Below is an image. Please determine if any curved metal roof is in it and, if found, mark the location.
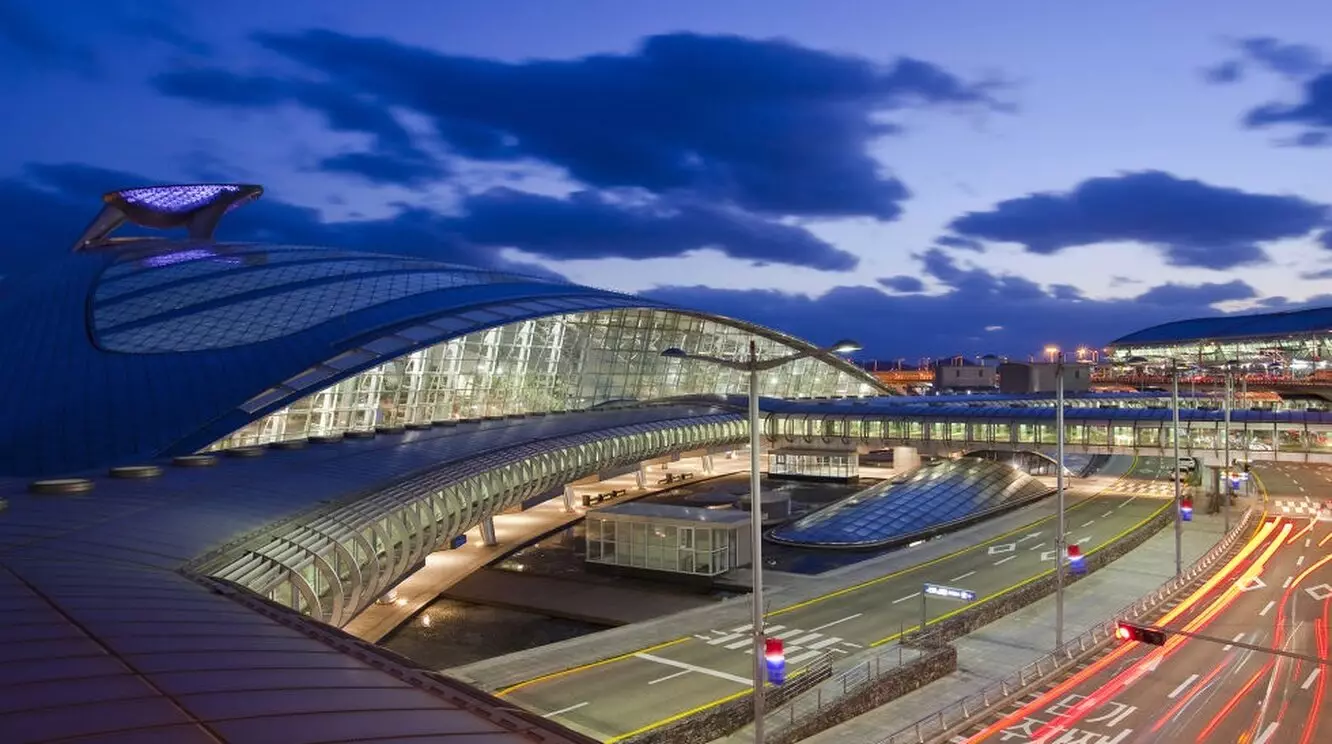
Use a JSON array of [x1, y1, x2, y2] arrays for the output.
[[761, 398, 1332, 424], [0, 239, 878, 477], [1110, 306, 1332, 346]]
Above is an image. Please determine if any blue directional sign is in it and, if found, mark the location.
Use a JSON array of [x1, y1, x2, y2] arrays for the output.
[[923, 583, 977, 602]]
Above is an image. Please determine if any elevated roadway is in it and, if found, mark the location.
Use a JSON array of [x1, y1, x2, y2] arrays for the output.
[[500, 458, 1180, 741]]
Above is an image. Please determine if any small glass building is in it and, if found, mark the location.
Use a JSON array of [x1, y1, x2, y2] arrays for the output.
[[768, 447, 860, 481], [585, 502, 752, 578]]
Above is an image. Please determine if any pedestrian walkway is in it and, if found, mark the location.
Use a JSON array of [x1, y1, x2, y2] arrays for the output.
[[791, 507, 1235, 744], [346, 454, 750, 642]]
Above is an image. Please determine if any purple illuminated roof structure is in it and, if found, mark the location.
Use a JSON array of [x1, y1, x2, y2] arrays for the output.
[[74, 183, 263, 251], [117, 184, 243, 214]]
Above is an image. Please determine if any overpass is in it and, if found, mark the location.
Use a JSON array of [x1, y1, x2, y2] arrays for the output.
[[757, 396, 1332, 463]]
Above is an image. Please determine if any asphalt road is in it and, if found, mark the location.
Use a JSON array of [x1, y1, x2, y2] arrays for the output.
[[503, 457, 1178, 741], [963, 464, 1332, 744]]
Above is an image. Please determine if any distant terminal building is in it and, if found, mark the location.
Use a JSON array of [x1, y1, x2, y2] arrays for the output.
[[933, 356, 1001, 392], [1106, 306, 1332, 378], [997, 361, 1092, 394]]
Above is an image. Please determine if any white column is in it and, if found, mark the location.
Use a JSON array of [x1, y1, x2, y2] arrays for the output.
[[702, 454, 714, 474], [892, 446, 920, 471], [635, 462, 648, 489], [562, 485, 577, 513], [479, 515, 498, 546]]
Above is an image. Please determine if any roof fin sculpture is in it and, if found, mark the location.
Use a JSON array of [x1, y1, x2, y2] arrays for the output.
[[74, 183, 263, 251]]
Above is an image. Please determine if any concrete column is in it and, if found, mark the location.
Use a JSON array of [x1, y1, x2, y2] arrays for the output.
[[893, 445, 920, 472], [702, 454, 714, 474], [562, 485, 577, 513], [479, 515, 498, 546], [635, 462, 648, 489]]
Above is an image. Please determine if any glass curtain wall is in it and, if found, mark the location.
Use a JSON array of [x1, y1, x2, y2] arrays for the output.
[[212, 308, 879, 449]]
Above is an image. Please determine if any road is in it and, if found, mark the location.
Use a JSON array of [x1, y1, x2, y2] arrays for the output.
[[961, 463, 1332, 744], [502, 457, 1179, 741]]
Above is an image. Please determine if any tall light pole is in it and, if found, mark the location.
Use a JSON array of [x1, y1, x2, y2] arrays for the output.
[[661, 337, 861, 742], [1219, 360, 1240, 531], [1171, 361, 1183, 577], [1049, 347, 1067, 648]]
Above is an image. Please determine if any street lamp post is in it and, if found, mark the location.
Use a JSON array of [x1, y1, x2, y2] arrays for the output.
[[661, 337, 861, 743], [1051, 348, 1067, 648], [1171, 362, 1183, 577]]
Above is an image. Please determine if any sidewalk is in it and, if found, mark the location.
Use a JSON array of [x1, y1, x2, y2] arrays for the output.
[[793, 506, 1235, 744], [346, 454, 750, 642]]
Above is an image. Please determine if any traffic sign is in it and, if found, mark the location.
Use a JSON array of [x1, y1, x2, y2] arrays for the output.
[[923, 583, 976, 602]]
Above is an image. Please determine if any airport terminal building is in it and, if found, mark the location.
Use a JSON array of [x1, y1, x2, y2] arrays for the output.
[[0, 185, 884, 742]]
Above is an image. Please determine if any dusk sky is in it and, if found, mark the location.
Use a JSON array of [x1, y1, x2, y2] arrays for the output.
[[4, 0, 1332, 358]]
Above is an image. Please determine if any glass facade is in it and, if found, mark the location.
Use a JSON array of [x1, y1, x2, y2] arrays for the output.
[[769, 449, 860, 480], [586, 512, 745, 576], [211, 308, 880, 450], [768, 458, 1051, 548]]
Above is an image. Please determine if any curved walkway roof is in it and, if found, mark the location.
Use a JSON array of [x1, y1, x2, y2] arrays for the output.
[[1109, 306, 1332, 346]]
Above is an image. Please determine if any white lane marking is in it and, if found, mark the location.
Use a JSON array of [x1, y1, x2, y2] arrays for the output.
[[1297, 555, 1306, 567], [1081, 520, 1095, 528], [842, 641, 863, 648], [634, 653, 750, 685], [773, 628, 804, 640], [543, 702, 589, 717], [707, 633, 745, 646], [807, 636, 845, 650], [1224, 632, 1245, 651], [1077, 536, 1092, 545], [893, 592, 921, 604], [1283, 576, 1294, 589], [988, 543, 1016, 555], [1168, 673, 1200, 699], [1103, 510, 1114, 518], [1307, 538, 1313, 548], [787, 632, 823, 646], [808, 613, 861, 633], [1029, 542, 1046, 551], [1302, 669, 1321, 690], [1255, 722, 1280, 744], [787, 649, 824, 665], [724, 639, 751, 650], [694, 634, 712, 641], [1260, 600, 1276, 617], [648, 670, 689, 685], [994, 555, 1016, 566], [950, 571, 976, 582]]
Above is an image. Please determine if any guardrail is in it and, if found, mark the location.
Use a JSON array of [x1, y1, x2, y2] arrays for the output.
[[877, 506, 1256, 744]]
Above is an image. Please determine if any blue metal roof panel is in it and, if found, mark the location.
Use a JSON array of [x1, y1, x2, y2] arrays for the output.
[[1110, 306, 1332, 346]]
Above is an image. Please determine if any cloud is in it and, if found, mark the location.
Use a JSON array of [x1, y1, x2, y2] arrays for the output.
[[154, 30, 1002, 217], [0, 1, 207, 75], [877, 275, 925, 293], [645, 270, 1266, 357], [152, 70, 446, 187], [1299, 267, 1332, 280], [450, 188, 858, 270], [0, 162, 560, 281], [1132, 280, 1256, 306], [1245, 70, 1332, 145], [945, 171, 1328, 270], [934, 235, 984, 252], [1205, 37, 1322, 86], [1237, 37, 1323, 80]]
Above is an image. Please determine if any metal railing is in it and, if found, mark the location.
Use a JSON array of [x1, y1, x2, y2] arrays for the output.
[[762, 627, 945, 736], [877, 506, 1256, 744]]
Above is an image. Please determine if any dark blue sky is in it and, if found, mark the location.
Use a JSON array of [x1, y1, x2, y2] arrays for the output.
[[3, 0, 1332, 357]]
